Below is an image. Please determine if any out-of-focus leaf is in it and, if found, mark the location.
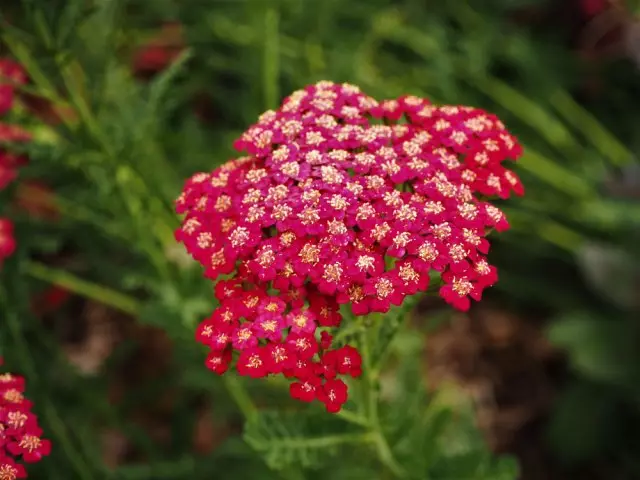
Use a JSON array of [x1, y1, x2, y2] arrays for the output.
[[244, 410, 371, 470], [548, 312, 640, 387], [577, 242, 640, 310], [547, 379, 622, 465]]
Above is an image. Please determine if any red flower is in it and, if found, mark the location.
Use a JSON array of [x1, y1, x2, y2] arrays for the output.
[[253, 314, 285, 342], [236, 347, 269, 378], [285, 309, 316, 335], [0, 60, 27, 86], [0, 459, 27, 480], [319, 331, 333, 350], [231, 325, 258, 351], [264, 343, 297, 374], [308, 294, 342, 327], [0, 219, 16, 261], [285, 332, 319, 360], [0, 124, 31, 143], [290, 377, 321, 403], [0, 84, 15, 116], [326, 346, 363, 378], [7, 430, 51, 463], [132, 23, 184, 79], [438, 273, 482, 312], [316, 378, 349, 413], [581, 0, 608, 17], [205, 350, 232, 375], [0, 152, 26, 191], [0, 359, 50, 476], [14, 182, 59, 221], [30, 286, 71, 317], [175, 82, 523, 412]]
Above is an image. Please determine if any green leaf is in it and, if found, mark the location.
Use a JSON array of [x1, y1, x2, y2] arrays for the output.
[[577, 242, 640, 310], [547, 312, 640, 387], [549, 90, 632, 168], [518, 148, 595, 199], [547, 379, 622, 465], [147, 48, 194, 119], [243, 410, 373, 470], [419, 385, 520, 479], [371, 296, 419, 370], [471, 76, 577, 158]]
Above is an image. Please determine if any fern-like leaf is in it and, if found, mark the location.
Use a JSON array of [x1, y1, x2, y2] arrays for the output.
[[243, 410, 373, 470]]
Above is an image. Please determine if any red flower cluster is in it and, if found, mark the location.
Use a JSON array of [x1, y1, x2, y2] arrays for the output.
[[175, 81, 523, 412], [0, 360, 51, 479], [0, 59, 29, 267]]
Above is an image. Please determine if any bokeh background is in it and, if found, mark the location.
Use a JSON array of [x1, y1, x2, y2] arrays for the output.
[[1, 0, 640, 479]]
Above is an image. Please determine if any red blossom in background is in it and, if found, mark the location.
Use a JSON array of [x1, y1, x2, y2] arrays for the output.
[[30, 285, 71, 318], [0, 59, 30, 200], [0, 58, 38, 271], [0, 218, 16, 263], [175, 81, 523, 412], [14, 181, 59, 222], [0, 59, 27, 118], [580, 0, 609, 17], [0, 359, 51, 478], [132, 22, 185, 79]]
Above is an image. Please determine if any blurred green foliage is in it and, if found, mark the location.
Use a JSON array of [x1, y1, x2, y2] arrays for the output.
[[1, 0, 639, 478]]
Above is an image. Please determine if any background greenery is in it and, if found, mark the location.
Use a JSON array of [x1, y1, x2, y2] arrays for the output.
[[0, 0, 639, 478]]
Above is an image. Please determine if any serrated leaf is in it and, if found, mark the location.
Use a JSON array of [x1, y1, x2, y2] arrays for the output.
[[243, 410, 372, 470]]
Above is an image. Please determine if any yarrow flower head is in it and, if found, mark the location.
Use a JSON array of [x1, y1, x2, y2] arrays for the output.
[[175, 82, 524, 412], [0, 359, 51, 479]]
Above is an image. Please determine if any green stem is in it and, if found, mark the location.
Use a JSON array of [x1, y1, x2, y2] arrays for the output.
[[360, 320, 407, 478], [335, 408, 370, 427], [223, 375, 258, 421], [267, 432, 376, 450], [24, 261, 141, 316], [43, 403, 95, 480]]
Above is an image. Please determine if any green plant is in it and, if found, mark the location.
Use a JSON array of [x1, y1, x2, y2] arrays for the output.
[[2, 0, 639, 479]]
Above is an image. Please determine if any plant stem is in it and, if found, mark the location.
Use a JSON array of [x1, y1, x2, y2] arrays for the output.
[[360, 320, 407, 478], [24, 261, 141, 316], [43, 403, 95, 480], [335, 408, 370, 427], [223, 375, 258, 421]]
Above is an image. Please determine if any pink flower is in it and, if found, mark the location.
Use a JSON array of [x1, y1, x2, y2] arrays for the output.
[[231, 324, 259, 350], [175, 81, 523, 412], [253, 314, 285, 342], [285, 309, 316, 335], [236, 347, 269, 378]]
